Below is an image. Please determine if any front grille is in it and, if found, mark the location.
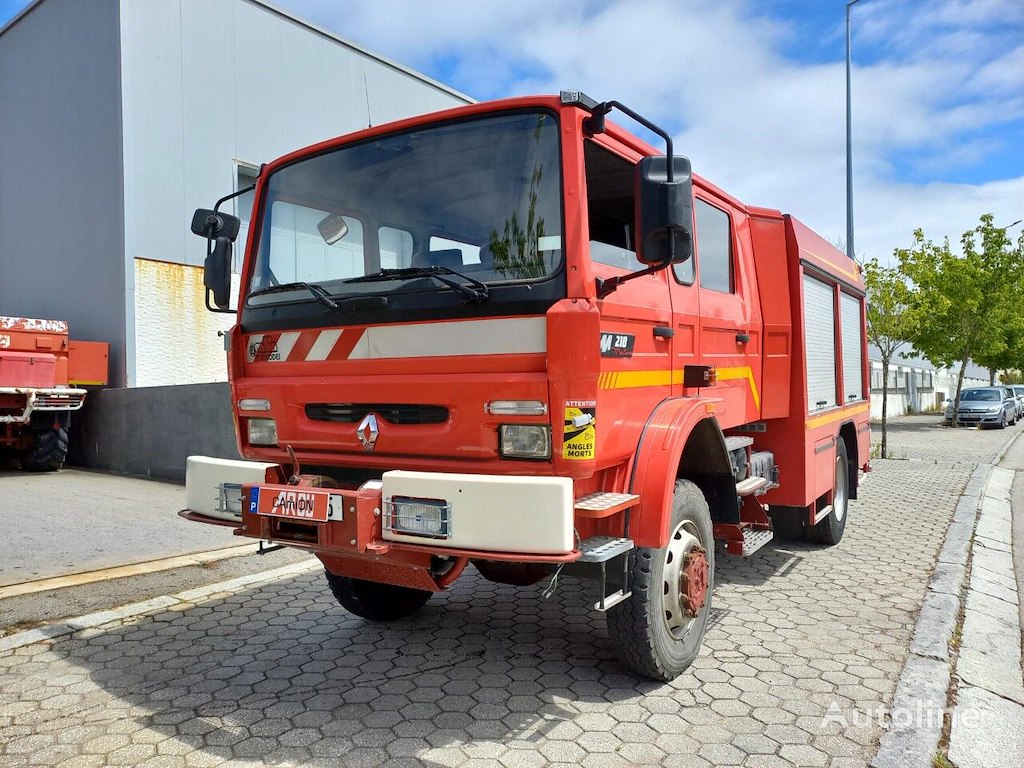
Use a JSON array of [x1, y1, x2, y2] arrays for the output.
[[305, 403, 449, 425]]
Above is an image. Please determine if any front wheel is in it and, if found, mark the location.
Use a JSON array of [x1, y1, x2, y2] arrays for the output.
[[606, 479, 714, 681], [325, 571, 431, 621], [809, 438, 850, 545]]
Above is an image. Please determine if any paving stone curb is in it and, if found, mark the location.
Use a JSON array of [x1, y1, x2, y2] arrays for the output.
[[0, 560, 320, 653], [873, 427, 1023, 768]]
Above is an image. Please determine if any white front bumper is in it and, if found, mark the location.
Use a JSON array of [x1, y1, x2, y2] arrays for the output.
[[185, 455, 278, 522], [382, 470, 574, 555]]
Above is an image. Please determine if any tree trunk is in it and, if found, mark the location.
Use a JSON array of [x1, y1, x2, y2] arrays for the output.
[[880, 357, 889, 458], [989, 367, 996, 386], [954, 356, 969, 421]]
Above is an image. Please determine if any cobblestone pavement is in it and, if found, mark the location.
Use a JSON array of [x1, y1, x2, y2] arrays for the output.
[[1, 416, 1019, 768]]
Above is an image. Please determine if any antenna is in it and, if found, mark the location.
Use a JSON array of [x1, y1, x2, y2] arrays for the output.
[[363, 72, 373, 128]]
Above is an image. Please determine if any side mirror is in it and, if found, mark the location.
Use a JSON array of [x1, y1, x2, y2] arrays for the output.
[[204, 237, 232, 310], [636, 155, 693, 266], [191, 208, 241, 242]]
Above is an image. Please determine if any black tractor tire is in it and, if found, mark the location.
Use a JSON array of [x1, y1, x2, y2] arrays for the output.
[[325, 571, 431, 621], [809, 438, 850, 545], [606, 479, 715, 682], [21, 425, 69, 472]]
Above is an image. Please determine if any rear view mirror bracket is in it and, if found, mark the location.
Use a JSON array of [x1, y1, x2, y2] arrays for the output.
[[562, 92, 694, 298], [191, 184, 254, 314]]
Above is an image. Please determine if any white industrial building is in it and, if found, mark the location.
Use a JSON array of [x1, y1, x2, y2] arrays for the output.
[[0, 0, 471, 388], [867, 346, 989, 420]]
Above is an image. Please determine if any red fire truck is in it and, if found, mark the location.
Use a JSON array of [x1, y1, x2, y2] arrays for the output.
[[0, 316, 108, 470], [181, 92, 870, 681]]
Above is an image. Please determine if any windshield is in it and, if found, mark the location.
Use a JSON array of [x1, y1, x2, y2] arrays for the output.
[[246, 111, 563, 309], [962, 389, 1000, 402]]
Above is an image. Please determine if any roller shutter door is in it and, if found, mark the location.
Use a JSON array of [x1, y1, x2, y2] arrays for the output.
[[803, 275, 837, 412], [840, 293, 864, 402]]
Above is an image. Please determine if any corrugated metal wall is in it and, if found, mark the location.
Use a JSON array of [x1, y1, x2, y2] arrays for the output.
[[0, 0, 126, 384], [119, 0, 471, 386]]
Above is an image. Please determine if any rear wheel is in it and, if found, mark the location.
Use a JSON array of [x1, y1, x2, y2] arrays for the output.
[[606, 479, 714, 681], [21, 424, 69, 472], [325, 571, 431, 621], [809, 438, 849, 545]]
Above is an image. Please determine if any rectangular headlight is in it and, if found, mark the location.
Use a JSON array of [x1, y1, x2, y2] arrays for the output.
[[247, 418, 278, 446], [385, 496, 451, 539], [238, 398, 271, 412], [485, 400, 548, 416], [499, 424, 551, 459]]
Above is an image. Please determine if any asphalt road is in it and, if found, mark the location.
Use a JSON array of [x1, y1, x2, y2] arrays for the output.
[[0, 467, 243, 586], [0, 466, 312, 634]]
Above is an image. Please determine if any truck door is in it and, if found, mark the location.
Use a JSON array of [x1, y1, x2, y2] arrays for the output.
[[583, 139, 674, 461], [680, 196, 762, 428]]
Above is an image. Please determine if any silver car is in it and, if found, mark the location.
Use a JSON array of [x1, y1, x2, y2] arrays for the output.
[[1010, 385, 1024, 420], [944, 387, 1018, 428]]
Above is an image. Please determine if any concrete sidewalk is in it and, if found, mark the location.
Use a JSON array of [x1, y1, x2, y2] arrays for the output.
[[874, 425, 1024, 768], [947, 466, 1024, 767]]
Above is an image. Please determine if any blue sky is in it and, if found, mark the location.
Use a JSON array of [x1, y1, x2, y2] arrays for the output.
[[3, 0, 1022, 261]]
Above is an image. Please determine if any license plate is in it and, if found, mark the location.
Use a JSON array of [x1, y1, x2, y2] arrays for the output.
[[248, 486, 339, 523]]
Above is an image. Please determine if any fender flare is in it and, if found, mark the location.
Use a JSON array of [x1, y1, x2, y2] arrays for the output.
[[627, 397, 730, 549]]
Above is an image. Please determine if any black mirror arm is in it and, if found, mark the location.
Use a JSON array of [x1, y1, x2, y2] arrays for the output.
[[214, 184, 255, 215], [584, 101, 674, 182], [595, 257, 673, 300]]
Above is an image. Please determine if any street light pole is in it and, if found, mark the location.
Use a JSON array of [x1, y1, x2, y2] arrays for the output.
[[846, 0, 862, 261]]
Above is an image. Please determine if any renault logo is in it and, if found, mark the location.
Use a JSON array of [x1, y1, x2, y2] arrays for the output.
[[357, 413, 379, 452]]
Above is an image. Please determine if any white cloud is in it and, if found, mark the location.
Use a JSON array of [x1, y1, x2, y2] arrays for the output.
[[284, 0, 1024, 263]]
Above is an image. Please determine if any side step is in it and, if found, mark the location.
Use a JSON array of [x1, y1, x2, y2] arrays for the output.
[[736, 476, 769, 496], [716, 524, 775, 556], [578, 536, 634, 612], [578, 535, 634, 563], [574, 492, 639, 518], [742, 527, 774, 556]]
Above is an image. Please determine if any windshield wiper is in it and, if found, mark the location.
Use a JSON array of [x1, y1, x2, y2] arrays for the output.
[[247, 281, 340, 311], [345, 266, 489, 303]]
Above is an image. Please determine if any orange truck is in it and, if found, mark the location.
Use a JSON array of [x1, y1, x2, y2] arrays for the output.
[[181, 92, 870, 681], [0, 317, 108, 471]]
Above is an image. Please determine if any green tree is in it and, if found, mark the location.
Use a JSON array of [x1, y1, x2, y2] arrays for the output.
[[863, 258, 915, 457], [897, 214, 1024, 418], [974, 323, 1024, 385]]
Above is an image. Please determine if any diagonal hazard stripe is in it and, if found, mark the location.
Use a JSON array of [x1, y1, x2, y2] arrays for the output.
[[285, 329, 320, 363], [305, 329, 342, 361], [327, 328, 367, 361]]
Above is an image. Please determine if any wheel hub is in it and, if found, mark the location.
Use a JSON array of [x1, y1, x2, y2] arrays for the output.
[[679, 548, 709, 617]]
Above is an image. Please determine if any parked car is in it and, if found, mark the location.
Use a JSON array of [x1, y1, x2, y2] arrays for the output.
[[1010, 385, 1024, 420], [943, 386, 1018, 428]]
